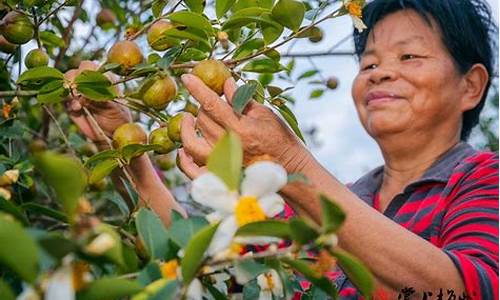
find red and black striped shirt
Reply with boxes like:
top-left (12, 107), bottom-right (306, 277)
top-left (331, 142), bottom-right (499, 299)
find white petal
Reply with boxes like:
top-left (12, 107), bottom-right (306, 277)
top-left (191, 173), bottom-right (238, 214)
top-left (207, 217), bottom-right (238, 256)
top-left (186, 279), bottom-right (203, 300)
top-left (256, 273), bottom-right (269, 289)
top-left (16, 286), bottom-right (40, 300)
top-left (233, 235), bottom-right (282, 245)
top-left (259, 193), bottom-right (285, 217)
top-left (269, 269), bottom-right (284, 297)
top-left (241, 162), bottom-right (287, 198)
top-left (352, 16), bottom-right (367, 32)
top-left (259, 290), bottom-right (273, 300)
top-left (44, 266), bottom-right (75, 300)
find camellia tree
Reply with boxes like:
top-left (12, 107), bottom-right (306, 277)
top-left (0, 0), bottom-right (378, 299)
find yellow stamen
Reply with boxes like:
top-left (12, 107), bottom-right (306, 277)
top-left (230, 242), bottom-right (244, 254)
top-left (264, 273), bottom-right (275, 290)
top-left (346, 2), bottom-right (363, 17)
top-left (72, 261), bottom-right (90, 292)
top-left (235, 196), bottom-right (266, 227)
top-left (161, 259), bottom-right (178, 280)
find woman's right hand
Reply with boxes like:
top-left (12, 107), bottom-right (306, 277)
top-left (64, 60), bottom-right (131, 145)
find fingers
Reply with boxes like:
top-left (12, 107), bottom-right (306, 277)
top-left (196, 110), bottom-right (225, 145)
top-left (181, 74), bottom-right (238, 129)
top-left (180, 113), bottom-right (212, 165)
top-left (177, 148), bottom-right (206, 180)
top-left (223, 77), bottom-right (238, 105)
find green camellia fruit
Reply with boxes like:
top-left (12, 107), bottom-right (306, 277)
top-left (96, 8), bottom-right (116, 29)
top-left (0, 11), bottom-right (35, 45)
top-left (147, 20), bottom-right (175, 51)
top-left (149, 127), bottom-right (176, 154)
top-left (326, 76), bottom-right (339, 90)
top-left (156, 155), bottom-right (175, 171)
top-left (307, 27), bottom-right (323, 43)
top-left (112, 123), bottom-right (147, 149)
top-left (191, 60), bottom-right (232, 95)
top-left (184, 101), bottom-right (199, 116)
top-left (141, 75), bottom-right (177, 110)
top-left (107, 40), bottom-right (144, 75)
top-left (24, 49), bottom-right (49, 69)
top-left (167, 113), bottom-right (183, 143)
top-left (0, 35), bottom-right (16, 53)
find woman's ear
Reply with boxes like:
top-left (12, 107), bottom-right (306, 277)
top-left (460, 63), bottom-right (489, 111)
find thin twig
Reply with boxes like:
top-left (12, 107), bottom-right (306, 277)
top-left (42, 105), bottom-right (76, 156)
top-left (281, 50), bottom-right (355, 58)
top-left (37, 0), bottom-right (71, 25)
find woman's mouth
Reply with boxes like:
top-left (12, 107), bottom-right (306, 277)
top-left (365, 91), bottom-right (403, 106)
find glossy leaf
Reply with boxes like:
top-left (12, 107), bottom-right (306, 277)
top-left (260, 13), bottom-right (284, 44)
top-left (232, 38), bottom-right (265, 60)
top-left (168, 11), bottom-right (214, 35)
top-left (320, 194), bottom-right (346, 233)
top-left (121, 144), bottom-right (162, 164)
top-left (289, 218), bottom-right (319, 245)
top-left (236, 220), bottom-right (290, 239)
top-left (271, 0), bottom-right (305, 32)
top-left (77, 277), bottom-right (143, 300)
top-left (206, 131), bottom-right (243, 191)
top-left (89, 159), bottom-right (119, 185)
top-left (216, 0), bottom-right (236, 18)
top-left (85, 149), bottom-right (120, 167)
top-left (157, 46), bottom-right (182, 69)
top-left (168, 216), bottom-right (208, 248)
top-left (39, 30), bottom-right (65, 48)
top-left (136, 208), bottom-right (170, 260)
top-left (331, 248), bottom-right (374, 298)
top-left (276, 105), bottom-right (305, 142)
top-left (232, 81), bottom-right (258, 114)
top-left (184, 0), bottom-right (205, 13)
top-left (75, 70), bottom-right (117, 102)
top-left (34, 151), bottom-right (87, 219)
top-left (17, 66), bottom-right (64, 88)
top-left (152, 0), bottom-right (168, 17)
top-left (310, 89), bottom-right (324, 99)
top-left (21, 202), bottom-right (68, 223)
top-left (242, 58), bottom-right (283, 73)
top-left (0, 279), bottom-right (15, 300)
top-left (181, 223), bottom-right (220, 284)
top-left (0, 213), bottom-right (39, 283)
top-left (161, 28), bottom-right (211, 49)
top-left (37, 80), bottom-right (68, 104)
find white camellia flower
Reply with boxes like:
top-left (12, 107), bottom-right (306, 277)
top-left (343, 0), bottom-right (368, 32)
top-left (256, 269), bottom-right (284, 300)
top-left (44, 264), bottom-right (75, 300)
top-left (191, 161), bottom-right (287, 257)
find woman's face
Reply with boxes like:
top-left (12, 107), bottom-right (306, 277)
top-left (352, 10), bottom-right (467, 141)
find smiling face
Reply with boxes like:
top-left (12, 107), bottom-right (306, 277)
top-left (351, 10), bottom-right (468, 142)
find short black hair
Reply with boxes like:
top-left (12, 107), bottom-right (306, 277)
top-left (353, 0), bottom-right (498, 141)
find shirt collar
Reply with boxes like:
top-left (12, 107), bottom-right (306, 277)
top-left (349, 142), bottom-right (478, 204)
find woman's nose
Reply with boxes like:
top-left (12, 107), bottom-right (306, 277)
top-left (368, 64), bottom-right (398, 84)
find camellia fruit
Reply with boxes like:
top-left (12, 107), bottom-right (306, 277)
top-left (308, 27), bottom-right (323, 43)
top-left (24, 49), bottom-right (49, 69)
top-left (167, 113), bottom-right (183, 143)
top-left (0, 11), bottom-right (35, 45)
top-left (140, 75), bottom-right (177, 110)
top-left (96, 8), bottom-right (116, 29)
top-left (191, 60), bottom-right (231, 95)
top-left (149, 127), bottom-right (176, 154)
top-left (107, 40), bottom-right (143, 75)
top-left (184, 101), bottom-right (198, 116)
top-left (147, 20), bottom-right (175, 51)
top-left (156, 155), bottom-right (175, 171)
top-left (0, 35), bottom-right (16, 53)
top-left (326, 76), bottom-right (339, 90)
top-left (112, 123), bottom-right (147, 149)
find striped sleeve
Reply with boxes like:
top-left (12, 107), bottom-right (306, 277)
top-left (440, 153), bottom-right (499, 300)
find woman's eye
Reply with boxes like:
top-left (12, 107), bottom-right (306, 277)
top-left (362, 64), bottom-right (377, 70)
top-left (401, 54), bottom-right (418, 60)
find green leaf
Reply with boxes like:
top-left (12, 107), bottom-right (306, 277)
top-left (331, 248), bottom-right (374, 298)
top-left (17, 66), bottom-right (64, 88)
top-left (34, 151), bottom-right (87, 219)
top-left (161, 28), bottom-right (211, 49)
top-left (236, 220), bottom-right (290, 239)
top-left (137, 262), bottom-right (162, 285)
top-left (37, 80), bottom-right (68, 104)
top-left (216, 0), bottom-right (236, 18)
top-left (157, 46), bottom-right (182, 69)
top-left (184, 0), bottom-right (205, 13)
top-left (168, 11), bottom-right (214, 35)
top-left (0, 196), bottom-right (28, 225)
top-left (98, 63), bottom-right (121, 73)
top-left (276, 105), bottom-right (305, 142)
top-left (242, 58), bottom-right (283, 73)
top-left (75, 70), bottom-right (117, 102)
top-left (129, 64), bottom-right (158, 77)
top-left (121, 144), bottom-right (162, 164)
top-left (0, 213), bottom-right (39, 283)
top-left (77, 277), bottom-right (143, 300)
top-left (232, 82), bottom-right (258, 114)
top-left (310, 89), bottom-right (324, 99)
top-left (152, 0), bottom-right (168, 17)
top-left (320, 194), bottom-right (346, 233)
top-left (168, 216), bottom-right (208, 248)
top-left (242, 279), bottom-right (261, 300)
top-left (206, 131), bottom-right (243, 191)
top-left (281, 257), bottom-right (338, 298)
top-left (260, 13), bottom-right (284, 44)
top-left (149, 280), bottom-right (179, 300)
top-left (177, 48), bottom-right (208, 62)
top-left (181, 223), bottom-right (219, 284)
top-left (271, 0), bottom-right (305, 32)
top-left (136, 208), bottom-right (170, 260)
top-left (232, 38), bottom-right (264, 60)
top-left (85, 149), bottom-right (120, 167)
top-left (21, 202), bottom-right (68, 223)
top-left (89, 159), bottom-right (119, 185)
top-left (38, 233), bottom-right (76, 260)
top-left (0, 279), bottom-right (15, 300)
top-left (289, 218), bottom-right (319, 245)
top-left (39, 30), bottom-right (65, 48)
top-left (233, 0), bottom-right (273, 11)
top-left (297, 69), bottom-right (319, 80)
top-left (234, 259), bottom-right (270, 284)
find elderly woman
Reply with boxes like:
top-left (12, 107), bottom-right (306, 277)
top-left (66, 0), bottom-right (498, 298)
